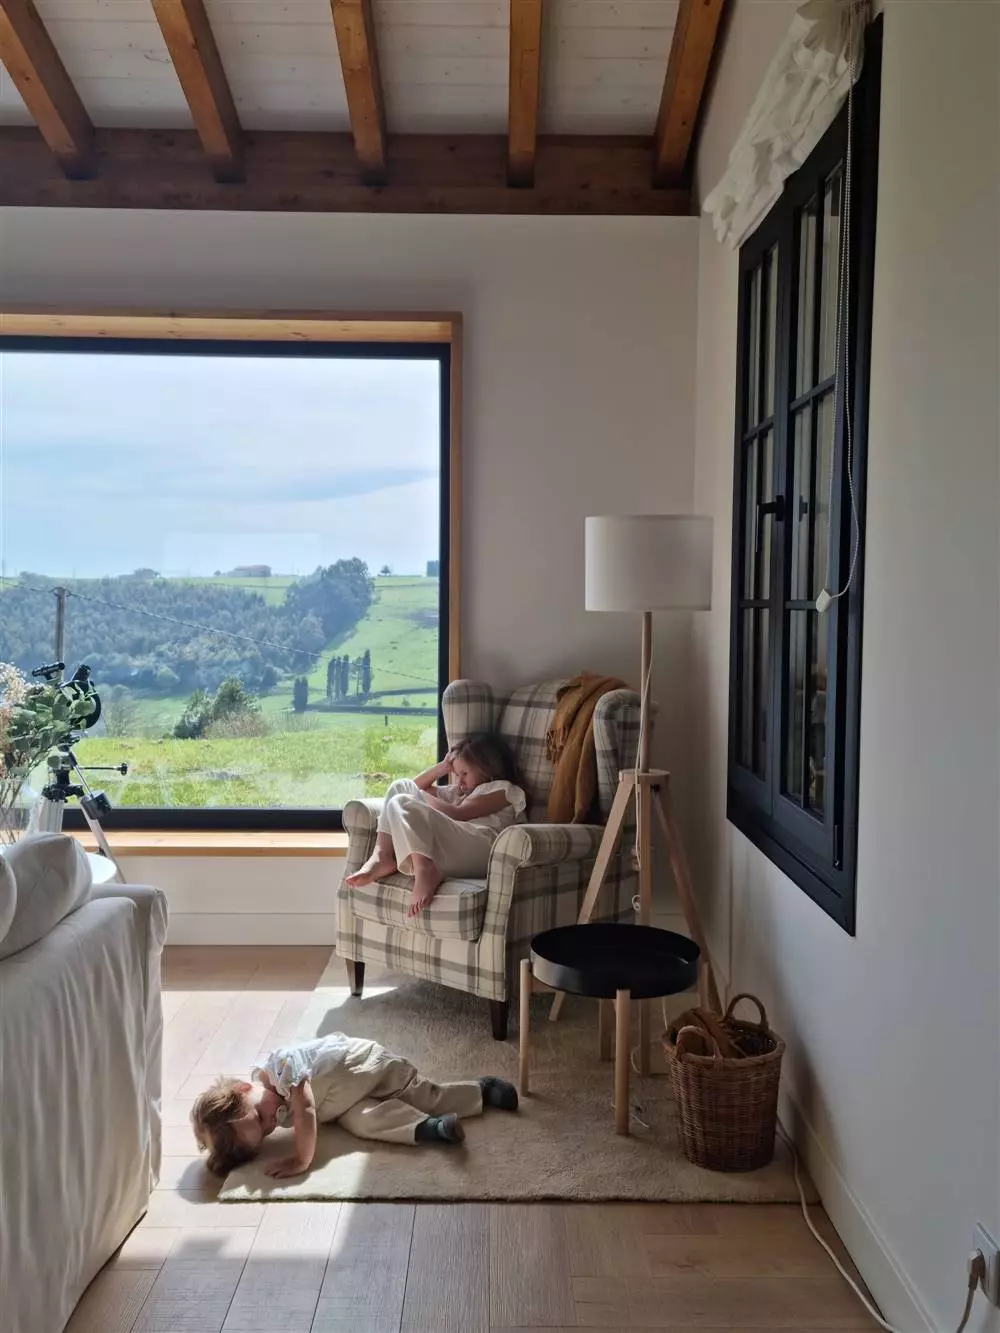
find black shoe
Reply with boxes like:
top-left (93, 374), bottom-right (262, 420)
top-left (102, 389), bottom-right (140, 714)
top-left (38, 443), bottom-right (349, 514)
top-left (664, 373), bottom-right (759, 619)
top-left (479, 1076), bottom-right (519, 1111)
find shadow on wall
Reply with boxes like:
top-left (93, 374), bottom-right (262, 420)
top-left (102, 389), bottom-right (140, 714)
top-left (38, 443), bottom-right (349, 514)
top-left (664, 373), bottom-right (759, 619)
top-left (686, 619), bottom-right (727, 958)
top-left (729, 844), bottom-right (846, 1184)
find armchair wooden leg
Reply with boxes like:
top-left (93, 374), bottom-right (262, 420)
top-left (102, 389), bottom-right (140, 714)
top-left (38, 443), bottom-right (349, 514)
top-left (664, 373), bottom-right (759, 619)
top-left (489, 999), bottom-right (510, 1041)
top-left (345, 960), bottom-right (365, 998)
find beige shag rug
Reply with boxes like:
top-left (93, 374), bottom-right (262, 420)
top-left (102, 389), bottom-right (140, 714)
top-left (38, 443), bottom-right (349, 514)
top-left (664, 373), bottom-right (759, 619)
top-left (220, 953), bottom-right (808, 1204)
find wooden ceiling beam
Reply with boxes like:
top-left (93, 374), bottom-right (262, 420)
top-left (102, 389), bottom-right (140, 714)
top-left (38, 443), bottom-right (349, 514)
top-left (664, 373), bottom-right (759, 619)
top-left (0, 0), bottom-right (94, 178)
top-left (151, 0), bottom-right (243, 183)
top-left (507, 0), bottom-right (543, 188)
top-left (0, 127), bottom-right (690, 216)
top-left (330, 0), bottom-right (387, 185)
top-left (653, 0), bottom-right (727, 186)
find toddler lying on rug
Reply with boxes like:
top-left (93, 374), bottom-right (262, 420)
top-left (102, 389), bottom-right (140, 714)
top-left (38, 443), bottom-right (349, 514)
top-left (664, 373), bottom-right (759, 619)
top-left (191, 1033), bottom-right (518, 1178)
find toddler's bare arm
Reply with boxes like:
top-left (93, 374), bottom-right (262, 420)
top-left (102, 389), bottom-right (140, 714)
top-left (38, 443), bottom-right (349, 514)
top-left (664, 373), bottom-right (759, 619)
top-left (265, 1078), bottom-right (317, 1178)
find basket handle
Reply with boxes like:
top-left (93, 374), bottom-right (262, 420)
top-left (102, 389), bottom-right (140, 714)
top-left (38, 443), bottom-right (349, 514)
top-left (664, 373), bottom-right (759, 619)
top-left (674, 1024), bottom-right (723, 1064)
top-left (725, 992), bottom-right (769, 1031)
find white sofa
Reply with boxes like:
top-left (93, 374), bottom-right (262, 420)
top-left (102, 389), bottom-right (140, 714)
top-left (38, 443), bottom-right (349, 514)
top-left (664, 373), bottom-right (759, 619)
top-left (0, 836), bottom-right (167, 1333)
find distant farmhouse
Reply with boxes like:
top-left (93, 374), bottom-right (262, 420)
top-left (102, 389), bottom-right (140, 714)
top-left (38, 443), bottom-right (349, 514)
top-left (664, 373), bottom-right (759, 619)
top-left (229, 565), bottom-right (272, 578)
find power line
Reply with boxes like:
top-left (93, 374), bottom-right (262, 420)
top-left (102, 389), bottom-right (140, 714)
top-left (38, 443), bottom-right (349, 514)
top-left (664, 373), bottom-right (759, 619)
top-left (0, 575), bottom-right (440, 689)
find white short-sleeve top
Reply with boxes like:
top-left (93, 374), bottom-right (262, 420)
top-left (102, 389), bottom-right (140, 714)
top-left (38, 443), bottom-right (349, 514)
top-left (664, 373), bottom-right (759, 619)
top-left (252, 1034), bottom-right (395, 1124)
top-left (436, 780), bottom-right (527, 836)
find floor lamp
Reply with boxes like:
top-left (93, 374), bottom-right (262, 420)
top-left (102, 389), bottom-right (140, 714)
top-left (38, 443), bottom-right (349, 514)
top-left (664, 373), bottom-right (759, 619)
top-left (549, 515), bottom-right (722, 1072)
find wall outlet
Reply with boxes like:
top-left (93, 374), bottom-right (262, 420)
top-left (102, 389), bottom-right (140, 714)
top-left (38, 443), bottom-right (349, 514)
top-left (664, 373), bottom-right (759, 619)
top-left (974, 1223), bottom-right (1000, 1306)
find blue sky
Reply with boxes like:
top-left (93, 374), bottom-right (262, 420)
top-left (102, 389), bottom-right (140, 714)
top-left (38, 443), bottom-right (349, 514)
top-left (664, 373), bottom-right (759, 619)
top-left (0, 350), bottom-right (441, 579)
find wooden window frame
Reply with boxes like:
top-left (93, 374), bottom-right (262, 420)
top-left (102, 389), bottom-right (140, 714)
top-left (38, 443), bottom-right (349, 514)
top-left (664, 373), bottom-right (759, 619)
top-left (726, 20), bottom-right (881, 933)
top-left (0, 308), bottom-right (462, 832)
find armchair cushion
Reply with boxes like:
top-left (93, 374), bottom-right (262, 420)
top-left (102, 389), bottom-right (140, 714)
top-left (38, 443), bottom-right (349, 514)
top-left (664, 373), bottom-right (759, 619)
top-left (345, 873), bottom-right (488, 941)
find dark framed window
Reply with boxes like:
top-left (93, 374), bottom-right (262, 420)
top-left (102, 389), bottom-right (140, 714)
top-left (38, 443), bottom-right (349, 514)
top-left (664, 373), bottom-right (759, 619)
top-left (0, 331), bottom-right (456, 832)
top-left (727, 18), bottom-right (882, 931)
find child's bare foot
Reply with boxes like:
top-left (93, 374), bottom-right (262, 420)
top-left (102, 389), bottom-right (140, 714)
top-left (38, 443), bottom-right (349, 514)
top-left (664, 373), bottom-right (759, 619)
top-left (346, 852), bottom-right (397, 887)
top-left (407, 861), bottom-right (444, 916)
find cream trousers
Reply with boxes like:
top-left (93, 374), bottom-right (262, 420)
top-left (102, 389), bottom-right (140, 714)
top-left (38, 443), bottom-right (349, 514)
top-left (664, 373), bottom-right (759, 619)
top-left (337, 1056), bottom-right (483, 1145)
top-left (377, 779), bottom-right (493, 877)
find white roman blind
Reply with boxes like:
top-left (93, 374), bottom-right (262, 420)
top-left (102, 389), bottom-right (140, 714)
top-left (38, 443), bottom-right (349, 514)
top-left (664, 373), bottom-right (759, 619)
top-left (704, 0), bottom-right (871, 249)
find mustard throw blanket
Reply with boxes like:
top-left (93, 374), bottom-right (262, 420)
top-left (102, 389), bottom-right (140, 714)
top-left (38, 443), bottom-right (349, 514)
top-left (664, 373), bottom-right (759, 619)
top-left (545, 673), bottom-right (628, 824)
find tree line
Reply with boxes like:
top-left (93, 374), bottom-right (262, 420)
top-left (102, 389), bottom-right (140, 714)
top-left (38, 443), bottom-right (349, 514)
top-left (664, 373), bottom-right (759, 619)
top-left (0, 561), bottom-right (374, 695)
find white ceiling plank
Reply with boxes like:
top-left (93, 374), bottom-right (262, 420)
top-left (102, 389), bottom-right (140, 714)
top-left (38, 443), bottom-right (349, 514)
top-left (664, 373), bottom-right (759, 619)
top-left (542, 81), bottom-right (659, 133)
top-left (35, 0), bottom-right (157, 18)
top-left (35, 18), bottom-right (176, 51)
top-left (375, 1), bottom-right (507, 28)
top-left (545, 54), bottom-right (666, 87)
top-left (207, 0), bottom-right (334, 19)
top-left (36, 46), bottom-right (188, 79)
top-left (550, 24), bottom-right (675, 60)
top-left (203, 22), bottom-right (508, 59)
top-left (45, 76), bottom-right (190, 122)
top-left (379, 23), bottom-right (508, 58)
top-left (381, 53), bottom-right (508, 87)
top-left (232, 83), bottom-right (349, 128)
top-left (387, 79), bottom-right (505, 129)
top-left (551, 0), bottom-right (678, 26)
top-left (185, 21), bottom-right (339, 56)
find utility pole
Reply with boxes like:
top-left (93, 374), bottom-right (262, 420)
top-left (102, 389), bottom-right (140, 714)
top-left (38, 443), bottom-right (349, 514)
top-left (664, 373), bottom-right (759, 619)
top-left (53, 587), bottom-right (67, 667)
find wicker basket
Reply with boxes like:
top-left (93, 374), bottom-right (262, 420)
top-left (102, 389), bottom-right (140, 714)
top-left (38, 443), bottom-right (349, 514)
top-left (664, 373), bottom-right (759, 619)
top-left (664, 993), bottom-right (785, 1172)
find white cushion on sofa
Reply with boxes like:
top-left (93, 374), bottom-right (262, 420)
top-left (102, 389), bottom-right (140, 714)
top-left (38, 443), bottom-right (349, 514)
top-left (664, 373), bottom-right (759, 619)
top-left (0, 856), bottom-right (15, 944)
top-left (0, 833), bottom-right (93, 960)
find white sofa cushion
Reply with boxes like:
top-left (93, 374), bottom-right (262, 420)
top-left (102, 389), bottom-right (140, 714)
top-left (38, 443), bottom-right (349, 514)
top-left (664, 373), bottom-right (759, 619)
top-left (0, 833), bottom-right (93, 960)
top-left (0, 855), bottom-right (15, 944)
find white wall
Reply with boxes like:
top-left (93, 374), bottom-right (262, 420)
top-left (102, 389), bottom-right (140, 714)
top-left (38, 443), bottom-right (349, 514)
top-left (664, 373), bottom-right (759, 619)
top-left (691, 3), bottom-right (1000, 1331)
top-left (0, 210), bottom-right (701, 938)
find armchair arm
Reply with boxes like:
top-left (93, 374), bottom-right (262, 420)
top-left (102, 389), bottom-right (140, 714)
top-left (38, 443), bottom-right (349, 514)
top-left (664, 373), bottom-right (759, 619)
top-left (489, 822), bottom-right (603, 871)
top-left (343, 797), bottom-right (385, 841)
top-left (341, 798), bottom-right (388, 888)
top-left (480, 822), bottom-right (603, 945)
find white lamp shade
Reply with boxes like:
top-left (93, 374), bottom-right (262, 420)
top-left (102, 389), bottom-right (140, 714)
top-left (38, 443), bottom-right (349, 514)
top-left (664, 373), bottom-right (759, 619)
top-left (585, 515), bottom-right (713, 612)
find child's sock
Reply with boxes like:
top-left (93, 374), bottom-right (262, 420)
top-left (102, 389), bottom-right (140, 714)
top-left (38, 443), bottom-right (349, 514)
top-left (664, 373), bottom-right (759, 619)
top-left (479, 1076), bottom-right (519, 1111)
top-left (415, 1113), bottom-right (465, 1144)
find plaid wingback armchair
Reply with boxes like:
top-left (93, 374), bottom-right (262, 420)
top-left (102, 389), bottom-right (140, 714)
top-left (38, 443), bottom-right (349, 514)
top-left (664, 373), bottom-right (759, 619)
top-left (337, 678), bottom-right (640, 1038)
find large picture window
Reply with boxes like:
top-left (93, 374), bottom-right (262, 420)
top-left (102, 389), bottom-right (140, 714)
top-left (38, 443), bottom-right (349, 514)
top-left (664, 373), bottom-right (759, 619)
top-left (0, 321), bottom-right (458, 831)
top-left (727, 22), bottom-right (881, 931)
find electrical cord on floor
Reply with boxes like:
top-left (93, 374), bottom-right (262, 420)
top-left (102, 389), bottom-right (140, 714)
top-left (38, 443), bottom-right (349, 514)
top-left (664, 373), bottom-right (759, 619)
top-left (621, 1023), bottom-right (987, 1330)
top-left (777, 1124), bottom-right (987, 1333)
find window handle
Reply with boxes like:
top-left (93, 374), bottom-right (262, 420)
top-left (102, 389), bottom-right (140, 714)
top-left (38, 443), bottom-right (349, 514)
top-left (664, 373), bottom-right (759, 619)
top-left (757, 494), bottom-right (786, 522)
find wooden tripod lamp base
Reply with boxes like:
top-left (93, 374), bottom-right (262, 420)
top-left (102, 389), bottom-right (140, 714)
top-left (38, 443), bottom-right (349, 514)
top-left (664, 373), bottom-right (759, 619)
top-left (548, 768), bottom-right (721, 1044)
top-left (569, 513), bottom-right (718, 1070)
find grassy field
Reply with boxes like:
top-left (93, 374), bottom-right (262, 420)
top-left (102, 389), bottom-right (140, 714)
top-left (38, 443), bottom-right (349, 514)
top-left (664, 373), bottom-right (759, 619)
top-left (75, 574), bottom-right (441, 808)
top-left (306, 575), bottom-right (439, 703)
top-left (76, 714), bottom-right (438, 809)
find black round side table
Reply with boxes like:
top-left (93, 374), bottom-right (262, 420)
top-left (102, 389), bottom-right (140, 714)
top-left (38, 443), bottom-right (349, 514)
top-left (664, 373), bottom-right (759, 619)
top-left (520, 923), bottom-right (700, 1135)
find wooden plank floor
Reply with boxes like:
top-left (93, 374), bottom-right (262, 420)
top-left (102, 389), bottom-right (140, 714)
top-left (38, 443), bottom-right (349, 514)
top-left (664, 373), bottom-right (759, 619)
top-left (67, 946), bottom-right (879, 1333)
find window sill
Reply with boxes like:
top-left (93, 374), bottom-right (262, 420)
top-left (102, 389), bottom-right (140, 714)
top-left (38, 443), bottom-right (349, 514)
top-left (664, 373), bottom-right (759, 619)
top-left (68, 830), bottom-right (349, 858)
